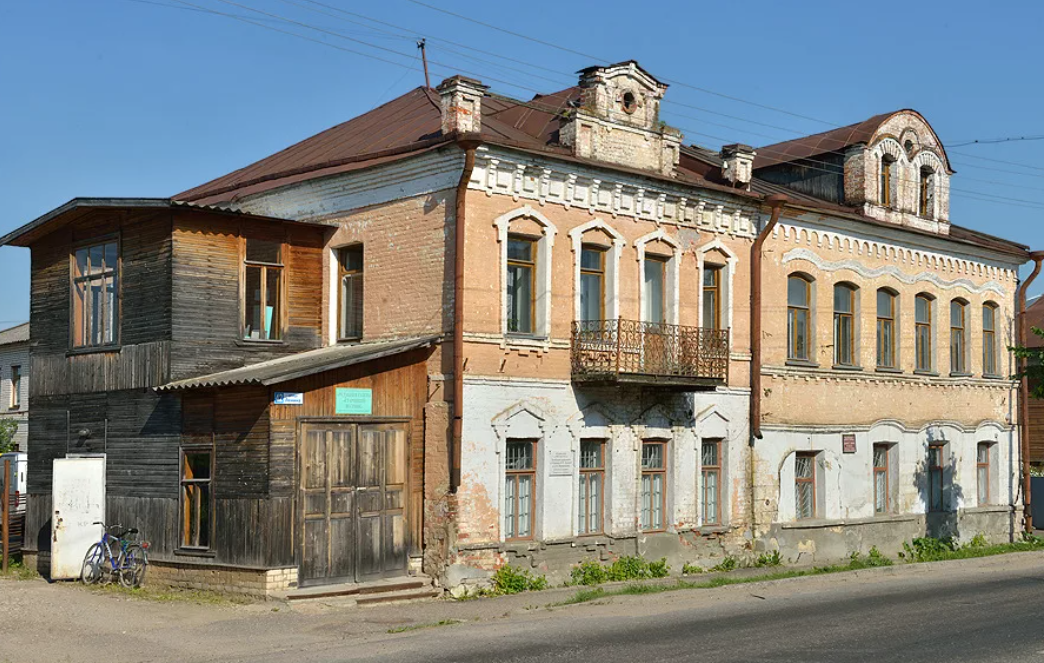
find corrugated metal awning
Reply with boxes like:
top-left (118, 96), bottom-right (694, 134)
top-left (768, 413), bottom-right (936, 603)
top-left (156, 335), bottom-right (440, 391)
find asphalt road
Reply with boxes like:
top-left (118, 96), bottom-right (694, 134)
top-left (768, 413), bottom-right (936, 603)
top-left (5, 553), bottom-right (1044, 663)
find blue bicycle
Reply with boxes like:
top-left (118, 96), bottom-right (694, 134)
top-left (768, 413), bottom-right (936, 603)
top-left (80, 522), bottom-right (150, 588)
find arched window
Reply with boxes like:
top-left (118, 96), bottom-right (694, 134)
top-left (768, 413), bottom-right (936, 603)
top-left (876, 288), bottom-right (897, 369)
top-left (950, 299), bottom-right (968, 374)
top-left (833, 283), bottom-right (857, 367)
top-left (983, 302), bottom-right (999, 376)
top-left (919, 167), bottom-right (935, 217)
top-left (915, 294), bottom-right (934, 372)
top-left (880, 156), bottom-right (895, 207)
top-left (788, 274), bottom-right (813, 361)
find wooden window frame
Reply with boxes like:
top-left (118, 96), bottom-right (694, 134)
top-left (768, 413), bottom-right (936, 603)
top-left (928, 443), bottom-right (946, 512)
top-left (833, 283), bottom-right (857, 367)
top-left (983, 303), bottom-right (999, 376)
top-left (919, 167), bottom-right (934, 217)
top-left (577, 439), bottom-right (605, 536)
top-left (179, 446), bottom-right (215, 552)
top-left (643, 255), bottom-right (668, 325)
top-left (873, 443), bottom-right (890, 514)
top-left (69, 235), bottom-right (121, 350)
top-left (506, 234), bottom-right (538, 336)
top-left (579, 244), bottom-right (607, 324)
top-left (702, 265), bottom-right (722, 330)
top-left (787, 274), bottom-right (813, 361)
top-left (977, 442), bottom-right (991, 505)
top-left (241, 237), bottom-right (286, 342)
top-left (9, 365), bottom-right (21, 410)
top-left (915, 294), bottom-right (934, 372)
top-left (337, 245), bottom-right (364, 341)
top-left (504, 439), bottom-right (537, 541)
top-left (701, 439), bottom-right (722, 526)
top-left (950, 299), bottom-right (967, 374)
top-left (880, 156), bottom-right (894, 207)
top-left (640, 440), bottom-right (668, 532)
top-left (795, 452), bottom-right (817, 520)
top-left (876, 289), bottom-right (897, 369)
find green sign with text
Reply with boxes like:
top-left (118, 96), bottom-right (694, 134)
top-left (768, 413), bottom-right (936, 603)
top-left (335, 388), bottom-right (372, 415)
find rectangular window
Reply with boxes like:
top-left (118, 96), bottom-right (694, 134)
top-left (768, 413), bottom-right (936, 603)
top-left (504, 439), bottom-right (536, 540)
top-left (579, 246), bottom-right (605, 324)
top-left (880, 157), bottom-right (893, 207)
top-left (928, 444), bottom-right (945, 512)
top-left (640, 441), bottom-right (666, 531)
top-left (338, 245), bottom-right (364, 340)
top-left (919, 169), bottom-right (934, 217)
top-left (506, 236), bottom-right (536, 335)
top-left (950, 300), bottom-right (966, 374)
top-left (977, 443), bottom-right (991, 505)
top-left (180, 449), bottom-right (213, 550)
top-left (795, 452), bottom-right (816, 520)
top-left (877, 290), bottom-right (896, 369)
top-left (915, 295), bottom-right (933, 372)
top-left (702, 265), bottom-right (722, 330)
top-left (643, 257), bottom-right (666, 324)
top-left (983, 304), bottom-right (998, 376)
top-left (72, 240), bottom-right (119, 348)
top-left (577, 439), bottom-right (605, 535)
top-left (9, 365), bottom-right (21, 409)
top-left (243, 238), bottom-right (283, 341)
top-left (873, 444), bottom-right (889, 514)
top-left (701, 439), bottom-right (722, 526)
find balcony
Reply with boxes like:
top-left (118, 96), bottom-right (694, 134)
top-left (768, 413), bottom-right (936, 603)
top-left (570, 319), bottom-right (729, 389)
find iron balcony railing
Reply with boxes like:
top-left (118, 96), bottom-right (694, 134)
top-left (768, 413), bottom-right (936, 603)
top-left (570, 319), bottom-right (729, 386)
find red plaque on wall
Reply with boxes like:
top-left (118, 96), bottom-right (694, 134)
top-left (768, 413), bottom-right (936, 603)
top-left (842, 434), bottom-right (857, 454)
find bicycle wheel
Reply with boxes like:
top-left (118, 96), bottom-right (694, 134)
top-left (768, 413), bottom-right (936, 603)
top-left (119, 544), bottom-right (147, 588)
top-left (81, 543), bottom-right (105, 585)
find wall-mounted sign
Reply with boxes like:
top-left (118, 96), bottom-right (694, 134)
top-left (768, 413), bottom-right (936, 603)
top-left (549, 451), bottom-right (573, 477)
top-left (274, 392), bottom-right (304, 406)
top-left (842, 433), bottom-right (857, 454)
top-left (336, 388), bottom-right (373, 415)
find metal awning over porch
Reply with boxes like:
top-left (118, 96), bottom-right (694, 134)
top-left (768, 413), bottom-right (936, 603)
top-left (156, 335), bottom-right (440, 391)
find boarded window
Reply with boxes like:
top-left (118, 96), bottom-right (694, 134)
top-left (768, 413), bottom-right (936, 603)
top-left (640, 441), bottom-right (666, 531)
top-left (701, 439), bottom-right (721, 525)
top-left (180, 449), bottom-right (213, 550)
top-left (338, 245), bottom-right (364, 340)
top-left (577, 439), bottom-right (604, 535)
top-left (243, 238), bottom-right (283, 341)
top-left (72, 240), bottom-right (119, 348)
top-left (504, 440), bottom-right (535, 539)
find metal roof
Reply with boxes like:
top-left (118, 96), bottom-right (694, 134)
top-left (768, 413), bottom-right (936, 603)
top-left (0, 198), bottom-right (326, 248)
top-left (156, 335), bottom-right (440, 391)
top-left (0, 322), bottom-right (29, 347)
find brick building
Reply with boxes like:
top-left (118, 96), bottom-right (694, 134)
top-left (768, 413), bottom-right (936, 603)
top-left (0, 60), bottom-right (1029, 594)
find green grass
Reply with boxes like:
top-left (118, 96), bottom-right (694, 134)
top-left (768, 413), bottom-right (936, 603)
top-left (387, 619), bottom-right (463, 634)
top-left (0, 557), bottom-right (39, 581)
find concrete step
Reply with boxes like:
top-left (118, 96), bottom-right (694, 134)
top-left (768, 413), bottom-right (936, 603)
top-left (286, 576), bottom-right (434, 602)
top-left (355, 588), bottom-right (442, 606)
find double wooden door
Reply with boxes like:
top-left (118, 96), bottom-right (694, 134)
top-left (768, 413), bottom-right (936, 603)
top-left (299, 422), bottom-right (408, 587)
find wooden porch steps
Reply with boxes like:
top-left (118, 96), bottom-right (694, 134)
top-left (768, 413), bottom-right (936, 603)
top-left (284, 576), bottom-right (440, 605)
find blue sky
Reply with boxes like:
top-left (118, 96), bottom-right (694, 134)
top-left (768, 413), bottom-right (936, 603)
top-left (2, 0), bottom-right (1043, 328)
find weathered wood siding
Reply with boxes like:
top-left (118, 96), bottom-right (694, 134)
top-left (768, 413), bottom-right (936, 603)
top-left (756, 153), bottom-right (846, 203)
top-left (169, 210), bottom-right (325, 381)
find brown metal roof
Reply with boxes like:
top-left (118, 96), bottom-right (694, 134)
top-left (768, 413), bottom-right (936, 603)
top-left (157, 335), bottom-right (440, 391)
top-left (752, 112), bottom-right (895, 170)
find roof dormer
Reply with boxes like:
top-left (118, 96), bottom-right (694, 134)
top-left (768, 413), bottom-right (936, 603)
top-left (559, 60), bottom-right (681, 177)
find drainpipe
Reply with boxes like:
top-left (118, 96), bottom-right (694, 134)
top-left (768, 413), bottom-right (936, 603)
top-left (749, 194), bottom-right (788, 441)
top-left (1016, 251), bottom-right (1044, 533)
top-left (451, 135), bottom-right (482, 492)
top-left (747, 193), bottom-right (787, 541)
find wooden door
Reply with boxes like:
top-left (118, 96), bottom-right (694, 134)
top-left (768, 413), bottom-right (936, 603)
top-left (299, 423), bottom-right (409, 586)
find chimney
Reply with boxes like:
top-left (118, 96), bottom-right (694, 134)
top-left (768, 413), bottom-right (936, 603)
top-left (437, 75), bottom-right (488, 136)
top-left (721, 144), bottom-right (756, 189)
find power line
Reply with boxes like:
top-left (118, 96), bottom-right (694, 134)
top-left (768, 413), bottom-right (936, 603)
top-left (950, 135), bottom-right (1044, 148)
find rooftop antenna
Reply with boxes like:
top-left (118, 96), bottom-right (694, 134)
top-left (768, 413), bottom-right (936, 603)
top-left (417, 39), bottom-right (431, 89)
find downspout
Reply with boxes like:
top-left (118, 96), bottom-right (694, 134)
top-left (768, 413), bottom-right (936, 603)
top-left (451, 135), bottom-right (482, 492)
top-left (1015, 251), bottom-right (1044, 533)
top-left (748, 193), bottom-right (788, 537)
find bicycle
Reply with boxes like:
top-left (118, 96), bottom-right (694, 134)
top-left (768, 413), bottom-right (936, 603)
top-left (80, 522), bottom-right (150, 588)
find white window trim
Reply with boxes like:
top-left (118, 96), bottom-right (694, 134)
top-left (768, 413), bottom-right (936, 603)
top-left (696, 238), bottom-right (737, 336)
top-left (492, 401), bottom-right (549, 542)
top-left (569, 219), bottom-right (625, 323)
top-left (634, 229), bottom-right (681, 325)
top-left (495, 206), bottom-right (558, 340)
